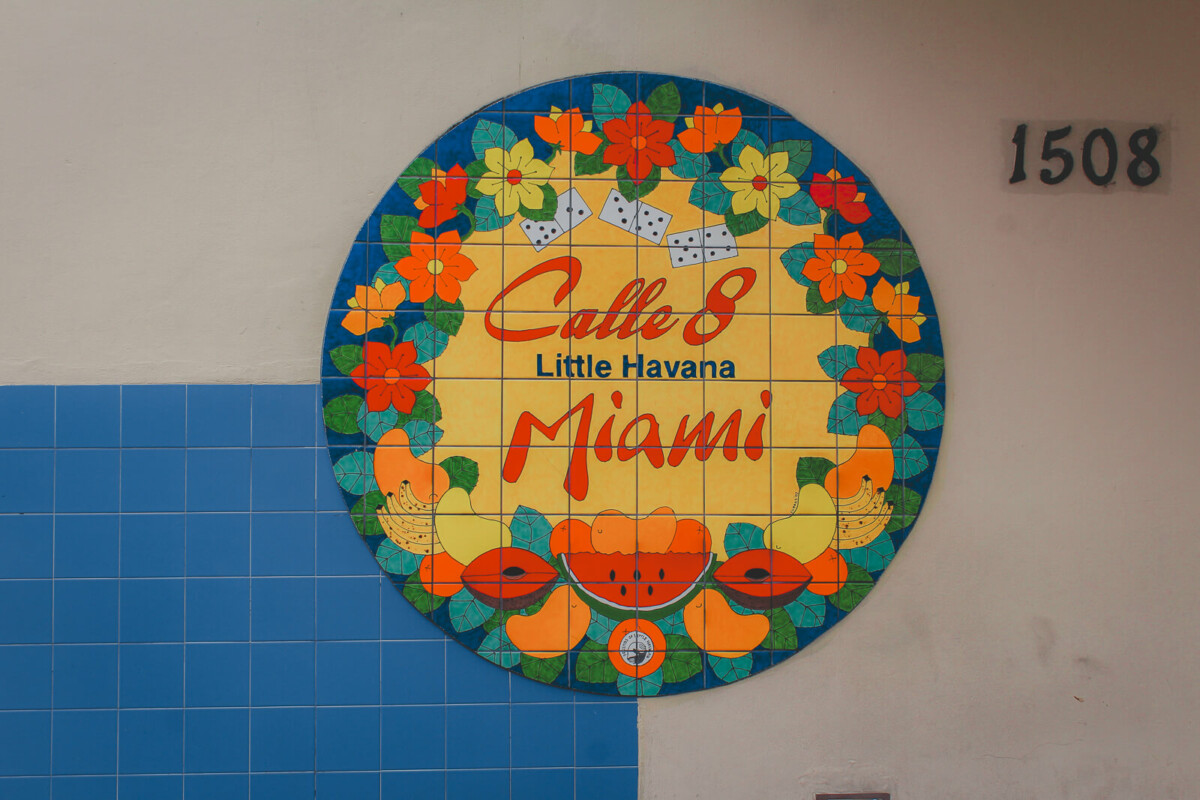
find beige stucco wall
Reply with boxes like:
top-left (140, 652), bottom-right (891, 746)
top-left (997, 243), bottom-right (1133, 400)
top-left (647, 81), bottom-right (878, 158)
top-left (3, 1), bottom-right (1198, 797)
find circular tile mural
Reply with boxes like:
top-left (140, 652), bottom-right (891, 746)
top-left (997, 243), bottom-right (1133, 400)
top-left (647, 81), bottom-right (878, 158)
top-left (320, 73), bottom-right (945, 695)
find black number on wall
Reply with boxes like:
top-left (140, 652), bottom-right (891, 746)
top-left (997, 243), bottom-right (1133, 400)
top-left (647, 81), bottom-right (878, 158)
top-left (1009, 124), bottom-right (1162, 187)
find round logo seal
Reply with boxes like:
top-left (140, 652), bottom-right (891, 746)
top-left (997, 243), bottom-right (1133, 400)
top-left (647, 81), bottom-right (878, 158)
top-left (320, 73), bottom-right (945, 695)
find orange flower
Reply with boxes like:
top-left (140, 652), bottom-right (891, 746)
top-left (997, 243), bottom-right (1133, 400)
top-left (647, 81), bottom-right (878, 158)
top-left (341, 278), bottom-right (407, 335)
top-left (677, 103), bottom-right (742, 154)
top-left (533, 107), bottom-right (602, 154)
top-left (801, 232), bottom-right (880, 303)
top-left (872, 278), bottom-right (926, 343)
top-left (394, 230), bottom-right (477, 304)
top-left (413, 165), bottom-right (468, 228)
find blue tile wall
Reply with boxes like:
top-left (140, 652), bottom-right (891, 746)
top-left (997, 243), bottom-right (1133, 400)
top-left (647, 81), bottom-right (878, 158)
top-left (0, 385), bottom-right (637, 799)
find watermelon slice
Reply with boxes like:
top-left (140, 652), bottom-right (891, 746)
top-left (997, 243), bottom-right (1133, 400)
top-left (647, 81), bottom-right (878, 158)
top-left (562, 551), bottom-right (714, 612)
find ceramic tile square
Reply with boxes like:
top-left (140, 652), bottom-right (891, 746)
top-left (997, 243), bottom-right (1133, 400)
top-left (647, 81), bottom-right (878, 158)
top-left (0, 386), bottom-right (54, 448)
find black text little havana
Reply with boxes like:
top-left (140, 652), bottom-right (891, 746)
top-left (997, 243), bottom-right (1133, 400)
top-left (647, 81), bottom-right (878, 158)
top-left (536, 352), bottom-right (736, 379)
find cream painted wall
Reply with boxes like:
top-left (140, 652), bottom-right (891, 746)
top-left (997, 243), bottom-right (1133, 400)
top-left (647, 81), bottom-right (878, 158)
top-left (3, 0), bottom-right (1199, 797)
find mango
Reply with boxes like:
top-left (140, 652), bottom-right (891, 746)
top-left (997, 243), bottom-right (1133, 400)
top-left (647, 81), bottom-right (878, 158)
top-left (433, 487), bottom-right (512, 565)
top-left (418, 550), bottom-right (465, 598)
top-left (683, 589), bottom-right (770, 658)
top-left (374, 429), bottom-right (449, 504)
top-left (764, 483), bottom-right (837, 563)
top-left (506, 585), bottom-right (590, 658)
top-left (590, 507), bottom-right (676, 554)
top-left (825, 424), bottom-right (894, 499)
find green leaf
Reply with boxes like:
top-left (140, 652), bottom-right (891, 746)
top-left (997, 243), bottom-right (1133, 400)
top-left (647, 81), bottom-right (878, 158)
top-left (375, 537), bottom-right (422, 575)
top-left (351, 491), bottom-right (387, 538)
top-left (777, 190), bottom-right (820, 226)
top-left (864, 238), bottom-right (921, 277)
top-left (511, 506), bottom-right (553, 560)
top-left (401, 420), bottom-right (442, 458)
top-left (424, 296), bottom-right (464, 336)
top-left (795, 456), bottom-right (835, 489)
top-left (688, 174), bottom-right (733, 214)
top-left (357, 404), bottom-right (398, 442)
top-left (481, 608), bottom-right (504, 632)
top-left (660, 635), bottom-right (702, 683)
top-left (763, 608), bottom-right (798, 650)
top-left (520, 652), bottom-right (566, 684)
top-left (884, 485), bottom-right (922, 533)
top-left (440, 456), bottom-right (479, 493)
top-left (906, 353), bottom-right (945, 390)
top-left (868, 409), bottom-right (907, 442)
top-left (401, 321), bottom-right (449, 362)
top-left (892, 433), bottom-right (929, 479)
top-left (464, 159), bottom-right (490, 199)
top-left (817, 345), bottom-right (859, 380)
top-left (723, 522), bottom-right (764, 557)
top-left (323, 394), bottom-right (363, 435)
top-left (729, 129), bottom-right (766, 161)
top-left (478, 626), bottom-right (520, 668)
top-left (838, 296), bottom-right (883, 333)
top-left (769, 139), bottom-right (813, 178)
top-left (380, 214), bottom-right (421, 243)
top-left (667, 140), bottom-right (708, 179)
top-left (396, 157), bottom-right (438, 200)
top-left (828, 392), bottom-right (866, 436)
top-left (382, 243), bottom-right (411, 262)
top-left (574, 143), bottom-right (610, 176)
top-left (724, 208), bottom-right (768, 237)
top-left (617, 669), bottom-right (662, 696)
top-left (784, 590), bottom-right (826, 628)
top-left (708, 653), bottom-right (753, 683)
top-left (780, 242), bottom-right (815, 286)
top-left (617, 165), bottom-right (660, 201)
top-left (806, 282), bottom-right (846, 314)
top-left (470, 119), bottom-right (518, 160)
top-left (845, 532), bottom-right (895, 572)
top-left (518, 183), bottom-right (558, 222)
top-left (829, 563), bottom-right (873, 612)
top-left (574, 640), bottom-right (619, 684)
top-left (474, 195), bottom-right (512, 232)
top-left (449, 588), bottom-right (491, 633)
top-left (329, 345), bottom-right (364, 376)
top-left (396, 391), bottom-right (442, 425)
top-left (905, 391), bottom-right (945, 431)
top-left (645, 81), bottom-right (681, 121)
top-left (403, 572), bottom-right (445, 614)
top-left (333, 452), bottom-right (377, 495)
top-left (591, 83), bottom-right (631, 125)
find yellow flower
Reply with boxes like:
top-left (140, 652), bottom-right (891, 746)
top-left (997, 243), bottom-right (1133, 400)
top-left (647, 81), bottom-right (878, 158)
top-left (475, 139), bottom-right (552, 216)
top-left (871, 279), bottom-right (927, 343)
top-left (720, 146), bottom-right (799, 219)
top-left (341, 278), bottom-right (407, 336)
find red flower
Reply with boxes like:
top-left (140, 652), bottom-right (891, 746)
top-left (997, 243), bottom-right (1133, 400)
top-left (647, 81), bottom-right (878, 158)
top-left (839, 348), bottom-right (919, 418)
top-left (414, 165), bottom-right (468, 229)
top-left (602, 102), bottom-right (676, 182)
top-left (810, 170), bottom-right (871, 225)
top-left (351, 342), bottom-right (432, 413)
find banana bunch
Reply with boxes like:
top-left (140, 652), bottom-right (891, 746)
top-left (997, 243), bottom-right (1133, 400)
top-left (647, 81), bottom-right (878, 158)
top-left (377, 481), bottom-right (444, 555)
top-left (835, 476), bottom-right (893, 548)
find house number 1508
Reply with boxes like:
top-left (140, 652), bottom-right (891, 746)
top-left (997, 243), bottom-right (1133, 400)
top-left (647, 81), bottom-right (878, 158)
top-left (1009, 123), bottom-right (1162, 187)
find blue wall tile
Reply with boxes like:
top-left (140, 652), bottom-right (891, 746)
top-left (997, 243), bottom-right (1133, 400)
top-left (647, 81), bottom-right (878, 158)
top-left (382, 770), bottom-right (444, 798)
top-left (252, 385), bottom-right (316, 447)
top-left (121, 449), bottom-right (185, 512)
top-left (54, 449), bottom-right (120, 512)
top-left (249, 577), bottom-right (313, 642)
top-left (0, 386), bottom-right (54, 447)
top-left (513, 703), bottom-right (574, 767)
top-left (118, 709), bottom-right (184, 774)
top-left (119, 644), bottom-right (184, 709)
top-left (251, 512), bottom-right (314, 576)
top-left (447, 705), bottom-right (509, 769)
top-left (446, 642), bottom-right (511, 704)
top-left (120, 579), bottom-right (185, 643)
top-left (52, 709), bottom-right (118, 774)
top-left (184, 643), bottom-right (249, 707)
top-left (186, 449), bottom-right (251, 512)
top-left (251, 448), bottom-right (315, 512)
top-left (251, 772), bottom-right (312, 796)
top-left (380, 705), bottom-right (445, 770)
top-left (315, 640), bottom-right (379, 705)
top-left (0, 777), bottom-right (50, 799)
top-left (52, 775), bottom-right (116, 800)
top-left (121, 386), bottom-right (185, 447)
top-left (186, 578), bottom-right (250, 642)
top-left (0, 450), bottom-right (54, 513)
top-left (315, 771), bottom-right (379, 800)
top-left (0, 646), bottom-right (52, 709)
top-left (55, 386), bottom-right (120, 448)
top-left (186, 385), bottom-right (252, 447)
top-left (381, 641), bottom-right (445, 705)
top-left (447, 768), bottom-right (509, 800)
top-left (52, 645), bottom-right (117, 710)
top-left (0, 515), bottom-right (52, 579)
top-left (0, 711), bottom-right (51, 776)
top-left (316, 512), bottom-right (374, 575)
top-left (185, 513), bottom-right (249, 577)
top-left (316, 576), bottom-right (379, 640)
top-left (53, 580), bottom-right (118, 644)
top-left (577, 703), bottom-right (638, 767)
top-left (514, 768), bottom-right (574, 798)
top-left (183, 708), bottom-right (249, 773)
top-left (250, 642), bottom-right (314, 706)
top-left (250, 707), bottom-right (314, 772)
top-left (117, 775), bottom-right (182, 800)
top-left (315, 707), bottom-right (379, 771)
top-left (120, 514), bottom-right (185, 577)
top-left (185, 772), bottom-right (248, 799)
top-left (578, 767), bottom-right (639, 800)
top-left (54, 514), bottom-right (119, 578)
top-left (0, 581), bottom-right (52, 644)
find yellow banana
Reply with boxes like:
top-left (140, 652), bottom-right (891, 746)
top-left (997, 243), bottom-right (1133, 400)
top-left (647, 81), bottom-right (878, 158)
top-left (377, 482), bottom-right (444, 555)
top-left (836, 476), bottom-right (893, 548)
top-left (837, 476), bottom-right (877, 515)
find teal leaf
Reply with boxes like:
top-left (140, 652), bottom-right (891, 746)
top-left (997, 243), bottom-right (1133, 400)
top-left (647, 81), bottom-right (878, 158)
top-left (323, 394), bottom-right (363, 435)
top-left (784, 590), bottom-right (826, 628)
top-left (401, 321), bottom-right (449, 362)
top-left (617, 669), bottom-right (663, 696)
top-left (474, 195), bottom-right (512, 232)
top-left (777, 190), bottom-right (820, 226)
top-left (375, 538), bottom-right (423, 576)
top-left (372, 263), bottom-right (405, 286)
top-left (656, 609), bottom-right (687, 636)
top-left (667, 140), bottom-right (708, 179)
top-left (839, 296), bottom-right (883, 333)
top-left (905, 391), bottom-right (945, 431)
top-left (769, 139), bottom-right (813, 178)
top-left (892, 433), bottom-right (929, 479)
top-left (333, 451), bottom-right (377, 495)
top-left (780, 242), bottom-right (815, 286)
top-left (817, 345), bottom-right (859, 380)
top-left (795, 457), bottom-right (835, 489)
top-left (723, 522), bottom-right (764, 557)
top-left (478, 626), bottom-right (521, 669)
top-left (708, 653), bottom-right (753, 683)
top-left (586, 611), bottom-right (618, 643)
top-left (357, 404), bottom-right (398, 443)
top-left (688, 174), bottom-right (733, 215)
top-left (449, 588), bottom-right (492, 633)
top-left (845, 532), bottom-right (896, 573)
top-left (470, 119), bottom-right (518, 160)
top-left (591, 83), bottom-right (631, 125)
top-left (729, 129), bottom-right (766, 161)
top-left (645, 81), bottom-right (681, 120)
top-left (511, 506), bottom-right (553, 560)
top-left (828, 392), bottom-right (867, 436)
top-left (401, 420), bottom-right (442, 457)
top-left (380, 214), bottom-right (421, 243)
